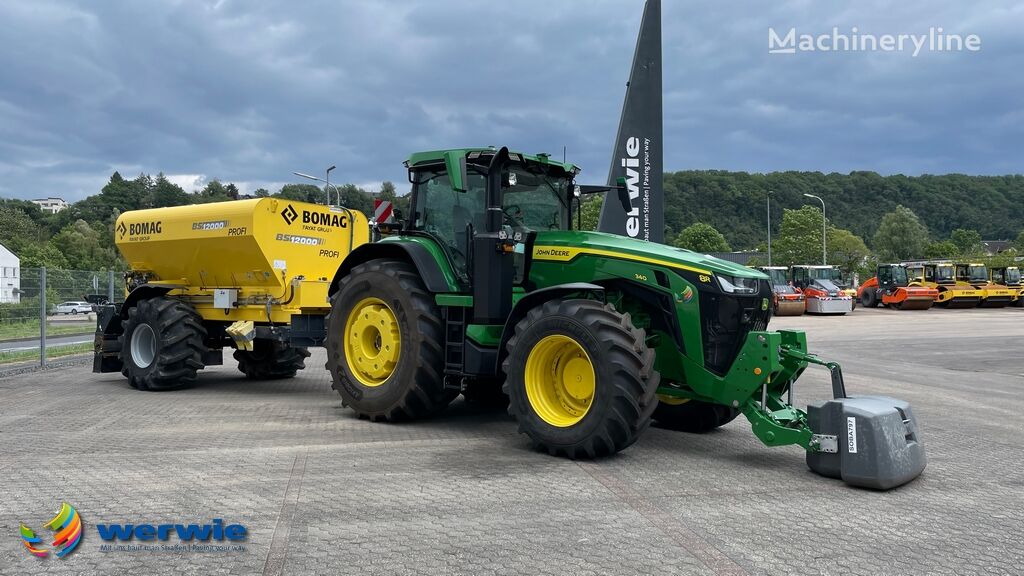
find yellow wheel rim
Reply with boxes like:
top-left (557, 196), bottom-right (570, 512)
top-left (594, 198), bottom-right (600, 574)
top-left (657, 394), bottom-right (690, 406)
top-left (343, 297), bottom-right (401, 387)
top-left (524, 334), bottom-right (595, 427)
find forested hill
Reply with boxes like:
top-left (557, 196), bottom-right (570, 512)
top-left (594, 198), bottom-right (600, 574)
top-left (664, 171), bottom-right (1024, 249)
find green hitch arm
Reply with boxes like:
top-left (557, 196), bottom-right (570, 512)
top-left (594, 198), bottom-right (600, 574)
top-left (778, 345), bottom-right (847, 399)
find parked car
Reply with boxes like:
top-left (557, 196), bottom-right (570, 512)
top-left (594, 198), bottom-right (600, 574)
top-left (53, 301), bottom-right (93, 315)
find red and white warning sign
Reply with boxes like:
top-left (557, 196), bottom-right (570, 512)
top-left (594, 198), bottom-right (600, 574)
top-left (373, 199), bottom-right (393, 224)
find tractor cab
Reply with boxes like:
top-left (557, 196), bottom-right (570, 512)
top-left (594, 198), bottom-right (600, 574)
top-left (956, 262), bottom-right (1014, 307)
top-left (790, 265), bottom-right (852, 315)
top-left (876, 263), bottom-right (910, 291)
top-left (757, 266), bottom-right (804, 316)
top-left (955, 263), bottom-right (988, 287)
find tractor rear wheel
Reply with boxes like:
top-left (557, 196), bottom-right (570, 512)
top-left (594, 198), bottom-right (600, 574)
top-left (118, 297), bottom-right (206, 391)
top-left (653, 397), bottom-right (739, 432)
top-left (234, 340), bottom-right (310, 380)
top-left (326, 259), bottom-right (457, 421)
top-left (860, 287), bottom-right (878, 308)
top-left (502, 299), bottom-right (659, 459)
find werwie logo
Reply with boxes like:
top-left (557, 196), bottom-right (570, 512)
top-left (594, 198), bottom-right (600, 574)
top-left (95, 518), bottom-right (247, 542)
top-left (20, 502), bottom-right (83, 558)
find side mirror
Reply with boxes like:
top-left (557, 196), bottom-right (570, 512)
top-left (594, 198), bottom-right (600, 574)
top-left (615, 176), bottom-right (631, 212)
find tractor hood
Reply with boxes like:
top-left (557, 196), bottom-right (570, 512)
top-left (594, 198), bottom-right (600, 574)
top-left (531, 231), bottom-right (766, 279)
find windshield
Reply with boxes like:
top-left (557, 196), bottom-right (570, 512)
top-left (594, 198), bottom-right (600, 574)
top-left (809, 268), bottom-right (832, 280)
top-left (502, 166), bottom-right (570, 231)
top-left (814, 279), bottom-right (842, 292)
top-left (1008, 268), bottom-right (1021, 284)
top-left (766, 269), bottom-right (788, 286)
top-left (968, 265), bottom-right (987, 282)
top-left (892, 266), bottom-right (908, 285)
top-left (935, 265), bottom-right (954, 282)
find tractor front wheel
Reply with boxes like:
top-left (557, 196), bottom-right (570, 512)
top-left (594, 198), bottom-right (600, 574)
top-left (653, 397), bottom-right (739, 432)
top-left (503, 299), bottom-right (658, 459)
top-left (326, 259), bottom-right (457, 421)
top-left (234, 341), bottom-right (310, 380)
top-left (118, 297), bottom-right (206, 391)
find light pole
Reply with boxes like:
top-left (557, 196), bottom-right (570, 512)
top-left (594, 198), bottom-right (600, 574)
top-left (803, 193), bottom-right (826, 265)
top-left (766, 190), bottom-right (773, 266)
top-left (293, 169), bottom-right (340, 206)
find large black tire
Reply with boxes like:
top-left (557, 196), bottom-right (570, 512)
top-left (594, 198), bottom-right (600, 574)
top-left (326, 259), bottom-right (457, 421)
top-left (502, 299), bottom-right (659, 459)
top-left (234, 340), bottom-right (310, 380)
top-left (653, 399), bottom-right (739, 433)
top-left (118, 297), bottom-right (206, 391)
top-left (860, 287), bottom-right (878, 308)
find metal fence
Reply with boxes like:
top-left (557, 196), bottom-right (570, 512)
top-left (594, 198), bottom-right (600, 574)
top-left (0, 268), bottom-right (122, 368)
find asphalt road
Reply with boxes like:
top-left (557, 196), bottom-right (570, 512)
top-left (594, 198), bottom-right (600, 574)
top-left (0, 334), bottom-right (93, 353)
top-left (1, 306), bottom-right (1022, 575)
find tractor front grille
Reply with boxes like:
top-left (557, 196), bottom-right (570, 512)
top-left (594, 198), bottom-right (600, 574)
top-left (699, 280), bottom-right (771, 376)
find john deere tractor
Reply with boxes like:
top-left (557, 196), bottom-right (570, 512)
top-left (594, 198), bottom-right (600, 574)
top-left (323, 147), bottom-right (924, 488)
top-left (96, 146), bottom-right (925, 488)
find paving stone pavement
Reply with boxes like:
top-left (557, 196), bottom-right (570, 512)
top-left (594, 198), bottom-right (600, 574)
top-left (1, 307), bottom-right (1022, 575)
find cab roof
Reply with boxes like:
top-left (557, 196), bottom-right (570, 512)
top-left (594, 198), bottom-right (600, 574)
top-left (404, 147), bottom-right (579, 174)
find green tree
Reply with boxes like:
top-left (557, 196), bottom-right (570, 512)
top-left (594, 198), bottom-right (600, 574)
top-left (275, 184), bottom-right (324, 204)
top-left (924, 240), bottom-right (959, 259)
top-left (253, 188), bottom-right (270, 198)
top-left (950, 228), bottom-right (983, 256)
top-left (1016, 230), bottom-right (1024, 252)
top-left (827, 228), bottom-right (870, 277)
top-left (872, 205), bottom-right (929, 261)
top-left (146, 174), bottom-right (190, 208)
top-left (50, 220), bottom-right (123, 270)
top-left (0, 206), bottom-right (44, 251)
top-left (17, 242), bottom-right (70, 270)
top-left (772, 206), bottom-right (828, 265)
top-left (672, 223), bottom-right (731, 252)
top-left (578, 195), bottom-right (602, 231)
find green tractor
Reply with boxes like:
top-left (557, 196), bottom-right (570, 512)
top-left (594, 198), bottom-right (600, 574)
top-left (326, 147), bottom-right (925, 489)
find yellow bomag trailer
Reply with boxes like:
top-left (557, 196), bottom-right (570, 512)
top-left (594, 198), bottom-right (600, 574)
top-left (903, 261), bottom-right (981, 308)
top-left (956, 262), bottom-right (1015, 308)
top-left (93, 198), bottom-right (370, 389)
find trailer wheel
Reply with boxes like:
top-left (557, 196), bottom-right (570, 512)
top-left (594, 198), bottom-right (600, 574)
top-left (118, 297), bottom-right (206, 391)
top-left (502, 299), bottom-right (659, 459)
top-left (653, 397), bottom-right (739, 432)
top-left (234, 341), bottom-right (310, 380)
top-left (326, 259), bottom-right (456, 421)
top-left (860, 287), bottom-right (878, 308)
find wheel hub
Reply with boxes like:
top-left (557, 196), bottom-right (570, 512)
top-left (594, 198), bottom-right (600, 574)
top-left (130, 323), bottom-right (157, 369)
top-left (343, 297), bottom-right (401, 387)
top-left (524, 334), bottom-right (595, 427)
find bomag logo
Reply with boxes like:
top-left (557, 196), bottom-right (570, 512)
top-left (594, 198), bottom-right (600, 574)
top-left (120, 221), bottom-right (162, 239)
top-left (281, 204), bottom-right (298, 225)
top-left (302, 210), bottom-right (347, 228)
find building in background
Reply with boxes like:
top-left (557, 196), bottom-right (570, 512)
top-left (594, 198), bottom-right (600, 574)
top-left (0, 242), bottom-right (21, 303)
top-left (982, 240), bottom-right (1013, 255)
top-left (30, 197), bottom-right (68, 214)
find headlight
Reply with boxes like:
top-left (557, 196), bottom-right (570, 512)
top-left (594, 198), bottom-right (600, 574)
top-left (716, 274), bottom-right (759, 295)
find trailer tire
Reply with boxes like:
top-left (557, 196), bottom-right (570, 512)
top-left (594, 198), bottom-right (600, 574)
top-left (118, 297), bottom-right (206, 391)
top-left (234, 341), bottom-right (310, 380)
top-left (653, 398), bottom-right (739, 432)
top-left (860, 287), bottom-right (878, 308)
top-left (503, 299), bottom-right (659, 459)
top-left (326, 259), bottom-right (456, 421)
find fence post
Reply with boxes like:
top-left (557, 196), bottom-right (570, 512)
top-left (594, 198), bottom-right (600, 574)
top-left (108, 269), bottom-right (115, 302)
top-left (40, 267), bottom-right (47, 368)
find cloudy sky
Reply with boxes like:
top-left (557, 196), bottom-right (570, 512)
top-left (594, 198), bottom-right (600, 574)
top-left (1, 0), bottom-right (1021, 201)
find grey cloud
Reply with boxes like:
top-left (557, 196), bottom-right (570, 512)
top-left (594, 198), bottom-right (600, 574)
top-left (0, 0), bottom-right (1020, 201)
